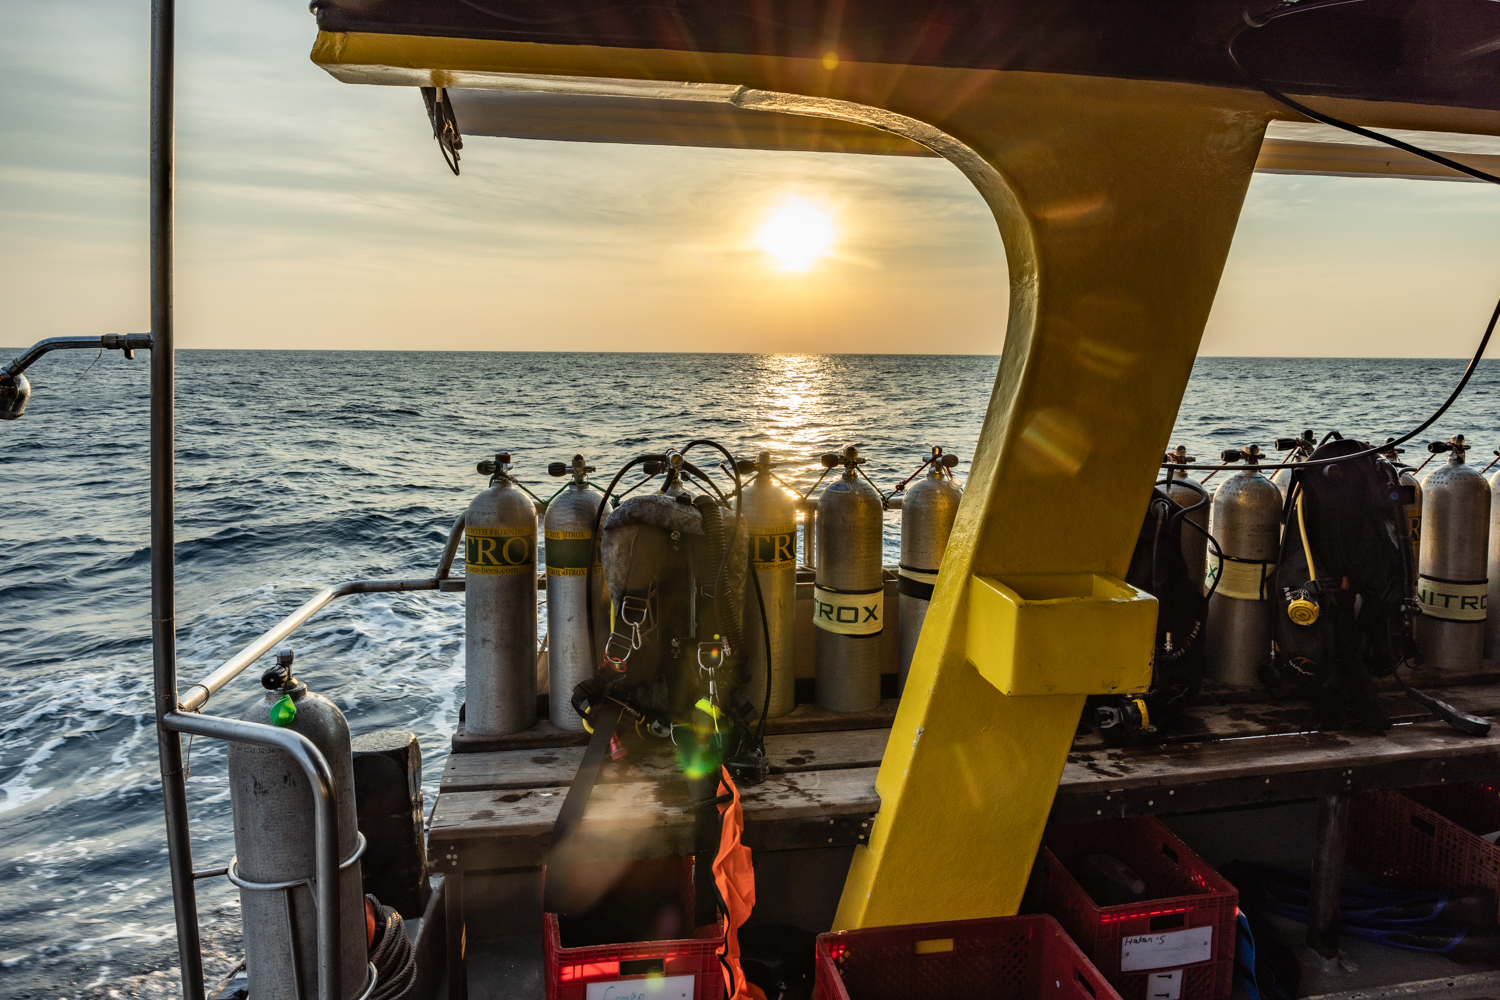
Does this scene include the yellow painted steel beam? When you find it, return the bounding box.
[310,30,1500,928]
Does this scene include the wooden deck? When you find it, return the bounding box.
[429,675,1500,1000]
[431,679,1500,870]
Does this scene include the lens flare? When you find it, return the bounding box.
[757,199,835,271]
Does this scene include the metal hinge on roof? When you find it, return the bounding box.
[421,87,464,176]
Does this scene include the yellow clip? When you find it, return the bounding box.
[1132,697,1152,732]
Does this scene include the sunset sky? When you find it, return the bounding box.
[4,0,1500,357]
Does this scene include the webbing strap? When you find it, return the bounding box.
[543,699,625,914]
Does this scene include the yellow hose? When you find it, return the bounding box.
[1296,489,1318,581]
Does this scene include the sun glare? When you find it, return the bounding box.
[757,199,836,272]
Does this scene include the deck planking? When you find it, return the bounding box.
[429,767,881,871]
[431,681,1500,864]
[441,728,892,794]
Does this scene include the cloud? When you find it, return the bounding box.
[4,1,1498,356]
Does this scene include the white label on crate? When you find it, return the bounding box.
[586,975,696,1000]
[1120,927,1213,972]
[1146,969,1182,1000]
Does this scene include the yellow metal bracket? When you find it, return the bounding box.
[968,574,1155,697]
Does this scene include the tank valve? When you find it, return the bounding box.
[549,454,595,480]
[262,647,296,690]
[1221,445,1263,465]
[477,451,513,477]
[262,648,298,726]
[821,445,866,470]
[1429,435,1471,456]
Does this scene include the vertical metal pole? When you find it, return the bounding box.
[149,0,201,997]
[1307,792,1350,960]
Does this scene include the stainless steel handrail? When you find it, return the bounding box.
[0,334,153,378]
[178,578,442,713]
[178,513,465,714]
[436,513,465,580]
[165,710,343,1000]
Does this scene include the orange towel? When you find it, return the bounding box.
[713,766,766,1000]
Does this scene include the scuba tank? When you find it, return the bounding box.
[1164,445,1208,596]
[814,445,884,712]
[1271,430,1316,500]
[894,447,962,694]
[1417,435,1490,672]
[228,649,369,1000]
[1382,438,1422,593]
[735,451,797,720]
[1205,446,1282,688]
[543,455,609,731]
[465,451,539,736]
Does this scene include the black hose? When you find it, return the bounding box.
[1157,0,1500,475]
[585,455,663,669]
[750,563,773,742]
[366,895,417,1000]
[694,495,746,663]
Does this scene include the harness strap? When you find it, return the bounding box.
[543,698,625,914]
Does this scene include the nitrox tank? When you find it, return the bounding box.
[1164,445,1208,597]
[1382,438,1422,592]
[1205,446,1283,687]
[229,649,368,1000]
[736,451,798,719]
[814,445,884,712]
[543,455,608,730]
[465,451,538,736]
[1417,435,1490,671]
[895,447,962,694]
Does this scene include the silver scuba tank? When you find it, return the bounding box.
[465,451,539,736]
[1204,446,1283,688]
[543,455,609,730]
[895,447,963,694]
[814,445,885,712]
[1164,446,1208,597]
[228,650,369,1000]
[1417,435,1490,671]
[737,451,798,719]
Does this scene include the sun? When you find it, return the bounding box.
[757,199,836,271]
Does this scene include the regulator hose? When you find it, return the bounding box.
[693,494,746,665]
[366,895,417,1000]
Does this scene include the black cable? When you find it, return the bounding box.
[1228,3,1500,186]
[750,562,773,743]
[1160,477,1225,602]
[1157,0,1500,474]
[585,455,660,669]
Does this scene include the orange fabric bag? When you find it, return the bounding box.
[713,766,766,1000]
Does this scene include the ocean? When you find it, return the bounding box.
[4,350,1500,998]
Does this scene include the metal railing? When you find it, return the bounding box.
[161,513,465,1000]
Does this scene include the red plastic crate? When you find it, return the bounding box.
[1347,783,1500,916]
[544,912,724,1000]
[815,914,1122,1000]
[1039,818,1238,1000]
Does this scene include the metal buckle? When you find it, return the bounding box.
[697,641,725,672]
[604,631,633,671]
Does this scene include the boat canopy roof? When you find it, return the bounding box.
[312,0,1500,110]
[310,0,1500,178]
